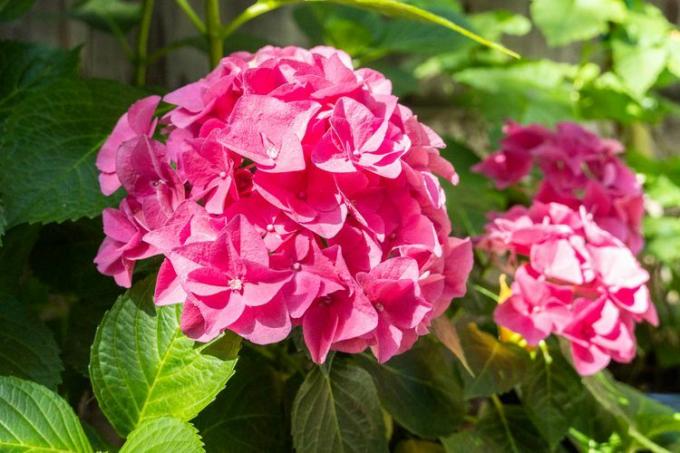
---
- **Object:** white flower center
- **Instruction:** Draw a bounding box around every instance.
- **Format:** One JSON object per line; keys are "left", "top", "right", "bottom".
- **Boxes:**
{"left": 228, "top": 277, "right": 243, "bottom": 291}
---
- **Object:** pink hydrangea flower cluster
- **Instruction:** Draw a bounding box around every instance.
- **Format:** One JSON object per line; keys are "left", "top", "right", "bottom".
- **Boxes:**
{"left": 479, "top": 201, "right": 656, "bottom": 376}
{"left": 473, "top": 122, "right": 644, "bottom": 253}
{"left": 93, "top": 46, "right": 473, "bottom": 364}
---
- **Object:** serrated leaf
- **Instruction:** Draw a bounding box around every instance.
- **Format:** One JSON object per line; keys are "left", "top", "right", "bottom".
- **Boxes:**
{"left": 0, "top": 376, "right": 93, "bottom": 452}
{"left": 195, "top": 355, "right": 287, "bottom": 453}
{"left": 0, "top": 40, "right": 78, "bottom": 123}
{"left": 120, "top": 417, "right": 204, "bottom": 453}
{"left": 442, "top": 404, "right": 549, "bottom": 453}
{"left": 519, "top": 350, "right": 587, "bottom": 448}
{"left": 70, "top": 0, "right": 143, "bottom": 33}
{"left": 0, "top": 0, "right": 35, "bottom": 22}
{"left": 356, "top": 340, "right": 465, "bottom": 438}
{"left": 89, "top": 278, "right": 240, "bottom": 436}
{"left": 0, "top": 295, "right": 63, "bottom": 389}
{"left": 0, "top": 78, "right": 145, "bottom": 227}
{"left": 456, "top": 322, "right": 530, "bottom": 399}
{"left": 531, "top": 0, "right": 626, "bottom": 46}
{"left": 292, "top": 359, "right": 387, "bottom": 453}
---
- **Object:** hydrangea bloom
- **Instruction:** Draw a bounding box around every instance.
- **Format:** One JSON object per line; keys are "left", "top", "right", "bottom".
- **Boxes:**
{"left": 479, "top": 202, "right": 656, "bottom": 375}
{"left": 473, "top": 122, "right": 644, "bottom": 253}
{"left": 94, "top": 45, "right": 473, "bottom": 364}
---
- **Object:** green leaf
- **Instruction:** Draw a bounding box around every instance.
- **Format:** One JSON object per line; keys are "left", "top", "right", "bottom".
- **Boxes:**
{"left": 292, "top": 359, "right": 388, "bottom": 453}
{"left": 0, "top": 0, "right": 35, "bottom": 22}
{"left": 644, "top": 217, "right": 680, "bottom": 265}
{"left": 120, "top": 417, "right": 204, "bottom": 453}
{"left": 195, "top": 355, "right": 287, "bottom": 453}
{"left": 0, "top": 40, "right": 78, "bottom": 123}
{"left": 355, "top": 340, "right": 465, "bottom": 438}
{"left": 89, "top": 278, "right": 240, "bottom": 436}
{"left": 0, "top": 376, "right": 93, "bottom": 452}
{"left": 442, "top": 404, "right": 549, "bottom": 453}
{"left": 531, "top": 0, "right": 626, "bottom": 46}
{"left": 454, "top": 61, "right": 578, "bottom": 128}
{"left": 469, "top": 10, "right": 531, "bottom": 41}
{"left": 0, "top": 225, "right": 40, "bottom": 293}
{"left": 70, "top": 0, "right": 143, "bottom": 33}
{"left": 0, "top": 296, "right": 63, "bottom": 389}
{"left": 456, "top": 322, "right": 530, "bottom": 399}
{"left": 583, "top": 372, "right": 680, "bottom": 450}
{"left": 613, "top": 39, "right": 667, "bottom": 97}
{"left": 519, "top": 349, "right": 587, "bottom": 448}
{"left": 228, "top": 0, "right": 518, "bottom": 58}
{"left": 0, "top": 78, "right": 145, "bottom": 227}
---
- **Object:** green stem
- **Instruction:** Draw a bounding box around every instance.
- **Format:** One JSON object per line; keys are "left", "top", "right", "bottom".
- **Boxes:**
{"left": 221, "top": 1, "right": 281, "bottom": 39}
{"left": 134, "top": 0, "right": 155, "bottom": 86}
{"left": 205, "top": 0, "right": 223, "bottom": 68}
{"left": 176, "top": 0, "right": 206, "bottom": 33}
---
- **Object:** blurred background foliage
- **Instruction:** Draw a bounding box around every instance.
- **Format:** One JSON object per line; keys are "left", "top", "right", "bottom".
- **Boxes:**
{"left": 1, "top": 1, "right": 680, "bottom": 452}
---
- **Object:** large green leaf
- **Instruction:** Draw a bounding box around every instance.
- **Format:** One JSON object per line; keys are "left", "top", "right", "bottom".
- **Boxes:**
{"left": 442, "top": 404, "right": 549, "bottom": 453}
{"left": 227, "top": 0, "right": 518, "bottom": 58}
{"left": 0, "top": 296, "right": 63, "bottom": 389}
{"left": 120, "top": 417, "right": 204, "bottom": 453}
{"left": 613, "top": 39, "right": 667, "bottom": 97}
{"left": 0, "top": 78, "right": 144, "bottom": 227}
{"left": 0, "top": 376, "right": 93, "bottom": 452}
{"left": 0, "top": 40, "right": 78, "bottom": 123}
{"left": 292, "top": 359, "right": 388, "bottom": 453}
{"left": 456, "top": 322, "right": 530, "bottom": 399}
{"left": 355, "top": 340, "right": 465, "bottom": 438}
{"left": 583, "top": 372, "right": 680, "bottom": 451}
{"left": 195, "top": 355, "right": 287, "bottom": 452}
{"left": 0, "top": 0, "right": 35, "bottom": 22}
{"left": 518, "top": 349, "right": 587, "bottom": 449}
{"left": 531, "top": 0, "right": 626, "bottom": 46}
{"left": 89, "top": 278, "right": 240, "bottom": 436}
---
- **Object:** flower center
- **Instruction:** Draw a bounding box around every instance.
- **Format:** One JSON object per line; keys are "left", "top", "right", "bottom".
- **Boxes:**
{"left": 292, "top": 262, "right": 302, "bottom": 271}
{"left": 228, "top": 277, "right": 243, "bottom": 291}
{"left": 219, "top": 171, "right": 227, "bottom": 179}
{"left": 375, "top": 303, "right": 384, "bottom": 312}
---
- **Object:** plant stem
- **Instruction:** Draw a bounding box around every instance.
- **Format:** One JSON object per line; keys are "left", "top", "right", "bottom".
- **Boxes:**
{"left": 176, "top": 0, "right": 206, "bottom": 33}
{"left": 204, "top": 0, "right": 223, "bottom": 68}
{"left": 134, "top": 0, "right": 155, "bottom": 86}
{"left": 221, "top": 1, "right": 280, "bottom": 39}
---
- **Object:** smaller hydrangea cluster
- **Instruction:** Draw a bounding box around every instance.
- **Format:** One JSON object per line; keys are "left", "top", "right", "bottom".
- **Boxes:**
{"left": 93, "top": 46, "right": 473, "bottom": 364}
{"left": 474, "top": 122, "right": 644, "bottom": 253}
{"left": 476, "top": 123, "right": 655, "bottom": 376}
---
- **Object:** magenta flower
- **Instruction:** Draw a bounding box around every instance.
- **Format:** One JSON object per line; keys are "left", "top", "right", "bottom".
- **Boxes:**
{"left": 480, "top": 202, "right": 656, "bottom": 375}
{"left": 473, "top": 122, "right": 644, "bottom": 252}
{"left": 94, "top": 45, "right": 472, "bottom": 363}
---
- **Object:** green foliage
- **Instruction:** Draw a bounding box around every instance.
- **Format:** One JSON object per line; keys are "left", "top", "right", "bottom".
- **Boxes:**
{"left": 0, "top": 0, "right": 35, "bottom": 22}
{"left": 70, "top": 0, "right": 143, "bottom": 33}
{"left": 456, "top": 322, "right": 531, "bottom": 399}
{"left": 0, "top": 295, "right": 63, "bottom": 389}
{"left": 0, "top": 40, "right": 78, "bottom": 124}
{"left": 442, "top": 403, "right": 550, "bottom": 453}
{"left": 519, "top": 349, "right": 587, "bottom": 449}
{"left": 0, "top": 376, "right": 93, "bottom": 452}
{"left": 89, "top": 278, "right": 240, "bottom": 436}
{"left": 0, "top": 78, "right": 144, "bottom": 228}
{"left": 292, "top": 359, "right": 388, "bottom": 453}
{"left": 195, "top": 355, "right": 288, "bottom": 452}
{"left": 356, "top": 340, "right": 465, "bottom": 438}
{"left": 120, "top": 417, "right": 205, "bottom": 453}
{"left": 583, "top": 372, "right": 680, "bottom": 451}
{"left": 531, "top": 0, "right": 626, "bottom": 46}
